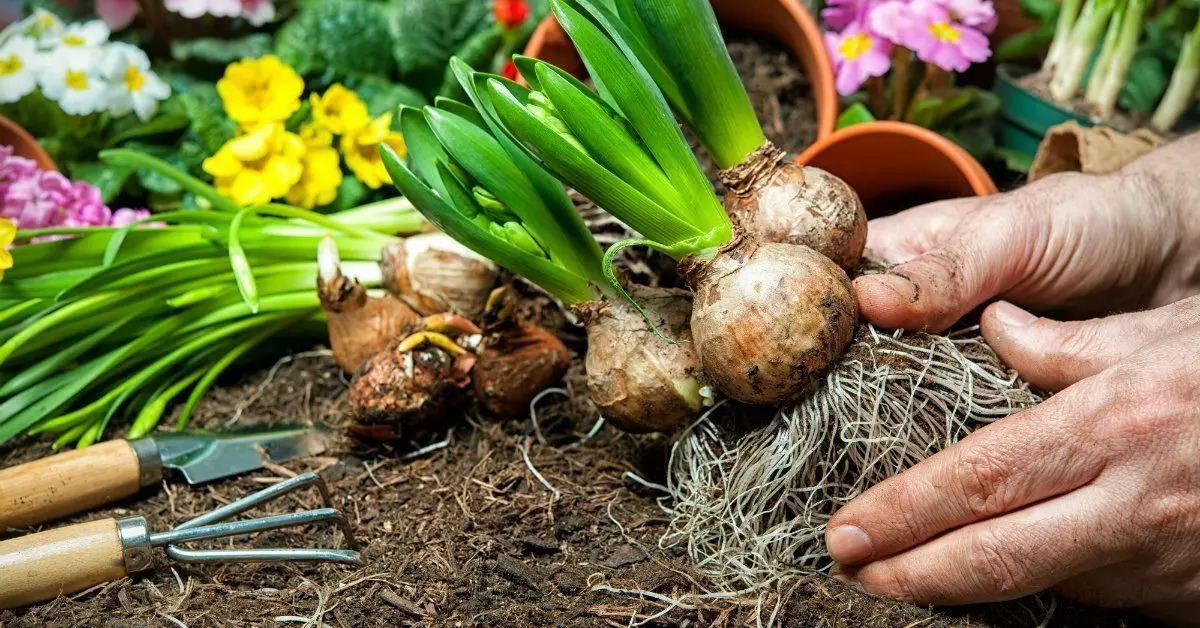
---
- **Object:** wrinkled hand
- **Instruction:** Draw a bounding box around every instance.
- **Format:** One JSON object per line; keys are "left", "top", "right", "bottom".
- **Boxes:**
{"left": 829, "top": 138, "right": 1200, "bottom": 626}
{"left": 828, "top": 297, "right": 1200, "bottom": 625}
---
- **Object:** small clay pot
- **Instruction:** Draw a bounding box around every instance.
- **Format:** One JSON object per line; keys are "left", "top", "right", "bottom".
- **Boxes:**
{"left": 522, "top": 0, "right": 838, "bottom": 140}
{"left": 0, "top": 115, "right": 55, "bottom": 171}
{"left": 795, "top": 121, "right": 997, "bottom": 217}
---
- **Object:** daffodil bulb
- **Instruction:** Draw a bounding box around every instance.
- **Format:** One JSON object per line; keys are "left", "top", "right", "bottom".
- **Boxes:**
{"left": 380, "top": 232, "right": 500, "bottom": 319}
{"left": 101, "top": 42, "right": 170, "bottom": 121}
{"left": 0, "top": 36, "right": 41, "bottom": 104}
{"left": 50, "top": 19, "right": 110, "bottom": 52}
{"left": 39, "top": 49, "right": 107, "bottom": 116}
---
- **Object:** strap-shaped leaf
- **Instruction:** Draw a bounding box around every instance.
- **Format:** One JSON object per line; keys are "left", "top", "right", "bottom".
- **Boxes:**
{"left": 382, "top": 145, "right": 593, "bottom": 304}
{"left": 536, "top": 65, "right": 690, "bottom": 221}
{"left": 552, "top": 0, "right": 723, "bottom": 230}
{"left": 488, "top": 80, "right": 703, "bottom": 249}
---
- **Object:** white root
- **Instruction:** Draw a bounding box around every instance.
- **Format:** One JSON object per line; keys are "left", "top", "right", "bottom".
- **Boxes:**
{"left": 661, "top": 325, "right": 1042, "bottom": 594}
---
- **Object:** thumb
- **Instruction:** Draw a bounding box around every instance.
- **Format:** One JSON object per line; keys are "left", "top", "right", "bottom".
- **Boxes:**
{"left": 981, "top": 297, "right": 1200, "bottom": 391}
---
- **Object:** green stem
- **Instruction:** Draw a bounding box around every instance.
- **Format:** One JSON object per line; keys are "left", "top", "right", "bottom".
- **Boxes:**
{"left": 1045, "top": 0, "right": 1083, "bottom": 72}
{"left": 1050, "top": 0, "right": 1117, "bottom": 103}
{"left": 1084, "top": 0, "right": 1126, "bottom": 107}
{"left": 1151, "top": 21, "right": 1200, "bottom": 133}
{"left": 99, "top": 149, "right": 239, "bottom": 213}
{"left": 1094, "top": 0, "right": 1147, "bottom": 119}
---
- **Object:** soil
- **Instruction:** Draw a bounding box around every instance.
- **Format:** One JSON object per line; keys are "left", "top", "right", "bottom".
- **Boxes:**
{"left": 1017, "top": 72, "right": 1143, "bottom": 133}
{"left": 0, "top": 351, "right": 1161, "bottom": 628}
{"left": 689, "top": 36, "right": 820, "bottom": 187}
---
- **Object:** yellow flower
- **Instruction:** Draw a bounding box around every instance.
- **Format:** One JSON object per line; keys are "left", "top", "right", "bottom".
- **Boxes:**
{"left": 217, "top": 55, "right": 304, "bottom": 130}
{"left": 287, "top": 123, "right": 343, "bottom": 209}
{"left": 202, "top": 123, "right": 306, "bottom": 207}
{"left": 341, "top": 113, "right": 406, "bottom": 189}
{"left": 310, "top": 84, "right": 369, "bottom": 135}
{"left": 0, "top": 218, "right": 14, "bottom": 282}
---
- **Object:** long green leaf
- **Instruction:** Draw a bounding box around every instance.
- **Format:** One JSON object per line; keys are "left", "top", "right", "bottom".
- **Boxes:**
{"left": 100, "top": 149, "right": 239, "bottom": 213}
{"left": 0, "top": 314, "right": 133, "bottom": 397}
{"left": 228, "top": 208, "right": 260, "bottom": 313}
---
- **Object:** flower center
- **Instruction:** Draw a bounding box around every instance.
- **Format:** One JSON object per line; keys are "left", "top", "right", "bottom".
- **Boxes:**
{"left": 63, "top": 34, "right": 86, "bottom": 46}
{"left": 124, "top": 65, "right": 145, "bottom": 92}
{"left": 930, "top": 21, "right": 961, "bottom": 43}
{"left": 0, "top": 54, "right": 23, "bottom": 76}
{"left": 838, "top": 33, "right": 872, "bottom": 61}
{"left": 65, "top": 69, "right": 89, "bottom": 91}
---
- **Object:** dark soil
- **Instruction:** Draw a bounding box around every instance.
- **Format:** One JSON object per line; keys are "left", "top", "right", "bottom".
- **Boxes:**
{"left": 1018, "top": 72, "right": 1142, "bottom": 133}
{"left": 0, "top": 351, "right": 1160, "bottom": 627}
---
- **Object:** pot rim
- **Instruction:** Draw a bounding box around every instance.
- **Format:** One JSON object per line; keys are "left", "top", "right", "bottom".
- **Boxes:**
{"left": 0, "top": 114, "right": 55, "bottom": 172}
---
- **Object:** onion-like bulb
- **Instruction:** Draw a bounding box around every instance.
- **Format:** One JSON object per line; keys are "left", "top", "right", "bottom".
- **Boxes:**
{"left": 350, "top": 336, "right": 476, "bottom": 436}
{"left": 721, "top": 142, "right": 867, "bottom": 270}
{"left": 577, "top": 285, "right": 713, "bottom": 433}
{"left": 318, "top": 237, "right": 421, "bottom": 373}
{"left": 380, "top": 232, "right": 500, "bottom": 319}
{"left": 685, "top": 240, "right": 857, "bottom": 405}
{"left": 473, "top": 322, "right": 571, "bottom": 419}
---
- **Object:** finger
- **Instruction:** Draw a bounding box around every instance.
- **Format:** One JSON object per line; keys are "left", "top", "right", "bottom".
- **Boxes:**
{"left": 865, "top": 197, "right": 986, "bottom": 264}
{"left": 853, "top": 208, "right": 1033, "bottom": 332}
{"left": 825, "top": 382, "right": 1109, "bottom": 566}
{"left": 845, "top": 485, "right": 1133, "bottom": 605}
{"left": 982, "top": 296, "right": 1200, "bottom": 391}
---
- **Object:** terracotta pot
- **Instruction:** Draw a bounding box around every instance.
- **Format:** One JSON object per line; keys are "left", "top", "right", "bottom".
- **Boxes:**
{"left": 0, "top": 115, "right": 55, "bottom": 171}
{"left": 795, "top": 121, "right": 996, "bottom": 216}
{"left": 522, "top": 0, "right": 838, "bottom": 140}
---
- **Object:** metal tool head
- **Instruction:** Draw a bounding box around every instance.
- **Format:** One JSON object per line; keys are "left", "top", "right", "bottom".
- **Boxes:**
{"left": 118, "top": 472, "right": 363, "bottom": 572}
{"left": 151, "top": 425, "right": 329, "bottom": 484}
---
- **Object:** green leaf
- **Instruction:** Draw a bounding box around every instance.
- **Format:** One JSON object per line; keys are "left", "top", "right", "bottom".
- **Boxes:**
{"left": 275, "top": 0, "right": 396, "bottom": 77}
{"left": 1019, "top": 0, "right": 1062, "bottom": 22}
{"left": 437, "top": 25, "right": 505, "bottom": 98}
{"left": 105, "top": 112, "right": 191, "bottom": 148}
{"left": 995, "top": 147, "right": 1033, "bottom": 173}
{"left": 996, "top": 22, "right": 1058, "bottom": 62}
{"left": 835, "top": 102, "right": 877, "bottom": 129}
{"left": 228, "top": 209, "right": 259, "bottom": 313}
{"left": 179, "top": 84, "right": 237, "bottom": 156}
{"left": 390, "top": 0, "right": 495, "bottom": 96}
{"left": 172, "top": 34, "right": 275, "bottom": 66}
{"left": 1120, "top": 52, "right": 1169, "bottom": 113}
{"left": 69, "top": 161, "right": 134, "bottom": 203}
{"left": 382, "top": 145, "right": 594, "bottom": 304}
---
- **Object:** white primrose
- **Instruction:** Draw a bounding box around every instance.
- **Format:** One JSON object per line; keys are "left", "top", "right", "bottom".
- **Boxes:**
{"left": 0, "top": 36, "right": 42, "bottom": 104}
{"left": 101, "top": 42, "right": 171, "bottom": 122}
{"left": 39, "top": 49, "right": 108, "bottom": 116}
{"left": 0, "top": 9, "right": 64, "bottom": 47}
{"left": 51, "top": 19, "right": 110, "bottom": 51}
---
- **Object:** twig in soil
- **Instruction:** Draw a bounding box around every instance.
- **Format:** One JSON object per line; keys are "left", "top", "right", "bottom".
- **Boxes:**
{"left": 529, "top": 387, "right": 568, "bottom": 445}
{"left": 520, "top": 442, "right": 561, "bottom": 500}
{"left": 225, "top": 350, "right": 333, "bottom": 426}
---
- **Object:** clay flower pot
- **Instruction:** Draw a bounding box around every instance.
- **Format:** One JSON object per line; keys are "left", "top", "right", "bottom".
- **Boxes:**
{"left": 0, "top": 114, "right": 55, "bottom": 171}
{"left": 795, "top": 121, "right": 997, "bottom": 216}
{"left": 995, "top": 64, "right": 1092, "bottom": 160}
{"left": 523, "top": 0, "right": 839, "bottom": 140}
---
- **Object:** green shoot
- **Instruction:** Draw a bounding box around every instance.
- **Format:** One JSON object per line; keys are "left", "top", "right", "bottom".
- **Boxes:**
{"left": 1085, "top": 0, "right": 1148, "bottom": 118}
{"left": 1045, "top": 0, "right": 1084, "bottom": 72}
{"left": 1050, "top": 0, "right": 1118, "bottom": 102}
{"left": 1151, "top": 16, "right": 1200, "bottom": 132}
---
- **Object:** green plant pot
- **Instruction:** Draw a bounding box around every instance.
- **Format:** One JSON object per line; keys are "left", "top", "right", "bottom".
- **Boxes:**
{"left": 995, "top": 64, "right": 1092, "bottom": 158}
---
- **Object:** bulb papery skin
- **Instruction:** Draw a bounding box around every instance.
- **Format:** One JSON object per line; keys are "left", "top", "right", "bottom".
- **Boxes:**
{"left": 685, "top": 240, "right": 857, "bottom": 405}
{"left": 577, "top": 285, "right": 711, "bottom": 433}
{"left": 319, "top": 271, "right": 422, "bottom": 373}
{"left": 473, "top": 322, "right": 571, "bottom": 419}
{"left": 381, "top": 232, "right": 500, "bottom": 319}
{"left": 722, "top": 144, "right": 867, "bottom": 270}
{"left": 350, "top": 342, "right": 476, "bottom": 437}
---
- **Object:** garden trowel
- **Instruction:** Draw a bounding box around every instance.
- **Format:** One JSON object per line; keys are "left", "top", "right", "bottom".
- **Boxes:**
{"left": 0, "top": 425, "right": 328, "bottom": 529}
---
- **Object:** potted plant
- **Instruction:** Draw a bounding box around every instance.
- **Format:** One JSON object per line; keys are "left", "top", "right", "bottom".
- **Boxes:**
{"left": 524, "top": 0, "right": 840, "bottom": 140}
{"left": 996, "top": 0, "right": 1199, "bottom": 159}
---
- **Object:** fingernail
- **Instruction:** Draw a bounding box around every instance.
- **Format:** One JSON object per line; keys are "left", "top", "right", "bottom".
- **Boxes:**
{"left": 992, "top": 301, "right": 1036, "bottom": 328}
{"left": 827, "top": 525, "right": 874, "bottom": 564}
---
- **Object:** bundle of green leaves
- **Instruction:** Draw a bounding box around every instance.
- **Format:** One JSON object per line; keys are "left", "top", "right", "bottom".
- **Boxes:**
{"left": 0, "top": 149, "right": 424, "bottom": 449}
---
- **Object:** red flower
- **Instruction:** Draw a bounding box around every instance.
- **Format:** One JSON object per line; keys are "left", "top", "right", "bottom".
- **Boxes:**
{"left": 494, "top": 0, "right": 530, "bottom": 29}
{"left": 501, "top": 60, "right": 520, "bottom": 81}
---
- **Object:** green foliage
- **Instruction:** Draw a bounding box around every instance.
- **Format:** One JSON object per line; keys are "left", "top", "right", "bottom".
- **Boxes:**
{"left": 906, "top": 88, "right": 999, "bottom": 161}
{"left": 343, "top": 74, "right": 430, "bottom": 117}
{"left": 275, "top": 0, "right": 397, "bottom": 78}
{"left": 835, "top": 103, "right": 876, "bottom": 129}
{"left": 390, "top": 0, "right": 498, "bottom": 96}
{"left": 172, "top": 35, "right": 275, "bottom": 67}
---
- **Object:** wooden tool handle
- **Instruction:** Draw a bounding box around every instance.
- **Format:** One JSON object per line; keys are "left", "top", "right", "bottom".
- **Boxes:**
{"left": 0, "top": 440, "right": 147, "bottom": 528}
{"left": 0, "top": 518, "right": 127, "bottom": 609}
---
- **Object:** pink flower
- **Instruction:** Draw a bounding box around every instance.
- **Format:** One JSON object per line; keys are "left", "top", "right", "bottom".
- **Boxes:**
{"left": 943, "top": 0, "right": 997, "bottom": 33}
{"left": 110, "top": 208, "right": 151, "bottom": 227}
{"left": 96, "top": 0, "right": 138, "bottom": 30}
{"left": 896, "top": 0, "right": 991, "bottom": 72}
{"left": 822, "top": 0, "right": 871, "bottom": 31}
{"left": 825, "top": 24, "right": 893, "bottom": 96}
{"left": 867, "top": 0, "right": 912, "bottom": 45}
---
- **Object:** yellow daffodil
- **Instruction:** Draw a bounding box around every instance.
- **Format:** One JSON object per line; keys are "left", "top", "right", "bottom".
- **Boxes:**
{"left": 341, "top": 113, "right": 405, "bottom": 189}
{"left": 310, "top": 84, "right": 369, "bottom": 135}
{"left": 287, "top": 123, "right": 343, "bottom": 209}
{"left": 202, "top": 123, "right": 306, "bottom": 207}
{"left": 0, "top": 218, "right": 15, "bottom": 281}
{"left": 217, "top": 55, "right": 304, "bottom": 130}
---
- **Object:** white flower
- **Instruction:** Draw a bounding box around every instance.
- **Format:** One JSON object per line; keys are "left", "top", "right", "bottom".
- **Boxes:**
{"left": 0, "top": 36, "right": 41, "bottom": 104}
{"left": 0, "top": 9, "right": 64, "bottom": 47}
{"left": 40, "top": 50, "right": 107, "bottom": 115}
{"left": 52, "top": 20, "right": 110, "bottom": 51}
{"left": 101, "top": 42, "right": 171, "bottom": 121}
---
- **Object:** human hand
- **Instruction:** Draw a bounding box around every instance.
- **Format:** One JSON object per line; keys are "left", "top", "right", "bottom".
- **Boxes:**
{"left": 826, "top": 296, "right": 1200, "bottom": 626}
{"left": 854, "top": 160, "right": 1200, "bottom": 332}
